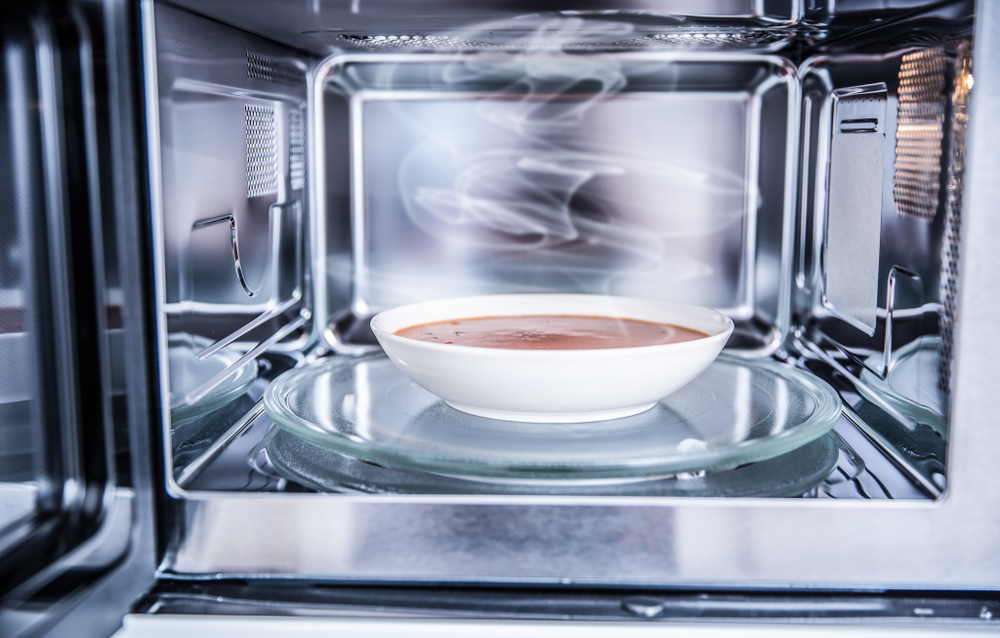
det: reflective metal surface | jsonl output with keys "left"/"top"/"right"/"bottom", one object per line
{"left": 0, "top": 10, "right": 49, "bottom": 551}
{"left": 794, "top": 46, "right": 968, "bottom": 487}
{"left": 152, "top": 4, "right": 309, "bottom": 321}
{"left": 145, "top": 0, "right": 1000, "bottom": 595}
{"left": 168, "top": 481, "right": 1000, "bottom": 588}
{"left": 111, "top": 614, "right": 1000, "bottom": 638}
{"left": 125, "top": 583, "right": 1000, "bottom": 626}
{"left": 148, "top": 2, "right": 315, "bottom": 485}
{"left": 321, "top": 51, "right": 798, "bottom": 352}
{"left": 160, "top": 0, "right": 803, "bottom": 57}
{"left": 824, "top": 83, "right": 886, "bottom": 334}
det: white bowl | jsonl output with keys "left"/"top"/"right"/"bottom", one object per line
{"left": 370, "top": 294, "right": 734, "bottom": 423}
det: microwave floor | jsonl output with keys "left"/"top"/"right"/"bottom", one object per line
{"left": 174, "top": 353, "right": 930, "bottom": 500}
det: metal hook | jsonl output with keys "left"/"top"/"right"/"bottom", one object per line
{"left": 881, "top": 266, "right": 920, "bottom": 379}
{"left": 192, "top": 212, "right": 270, "bottom": 298}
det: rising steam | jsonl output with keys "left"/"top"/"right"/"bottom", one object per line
{"left": 355, "top": 16, "right": 751, "bottom": 305}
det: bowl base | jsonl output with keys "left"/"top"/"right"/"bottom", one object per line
{"left": 443, "top": 401, "right": 659, "bottom": 423}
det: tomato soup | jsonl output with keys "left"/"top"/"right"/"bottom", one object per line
{"left": 394, "top": 315, "right": 708, "bottom": 350}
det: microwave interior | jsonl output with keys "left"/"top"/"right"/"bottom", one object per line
{"left": 30, "top": 0, "right": 988, "bottom": 602}
{"left": 148, "top": 0, "right": 970, "bottom": 499}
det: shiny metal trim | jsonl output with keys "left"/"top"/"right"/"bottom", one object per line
{"left": 822, "top": 83, "right": 887, "bottom": 336}
{"left": 348, "top": 89, "right": 367, "bottom": 317}
{"left": 801, "top": 64, "right": 834, "bottom": 305}
{"left": 194, "top": 293, "right": 301, "bottom": 362}
{"left": 75, "top": 6, "right": 119, "bottom": 492}
{"left": 182, "top": 311, "right": 308, "bottom": 406}
{"left": 191, "top": 214, "right": 268, "bottom": 299}
{"left": 880, "top": 266, "right": 920, "bottom": 378}
{"left": 174, "top": 399, "right": 267, "bottom": 489}
{"left": 775, "top": 62, "right": 801, "bottom": 345}
{"left": 141, "top": 0, "right": 175, "bottom": 484}
{"left": 742, "top": 82, "right": 763, "bottom": 317}
{"left": 35, "top": 9, "right": 83, "bottom": 512}
{"left": 308, "top": 37, "right": 327, "bottom": 349}
{"left": 839, "top": 404, "right": 940, "bottom": 499}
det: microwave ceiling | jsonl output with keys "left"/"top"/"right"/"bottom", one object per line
{"left": 159, "top": 0, "right": 973, "bottom": 57}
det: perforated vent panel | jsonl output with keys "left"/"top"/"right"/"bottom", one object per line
{"left": 893, "top": 47, "right": 947, "bottom": 220}
{"left": 338, "top": 31, "right": 786, "bottom": 52}
{"left": 247, "top": 51, "right": 302, "bottom": 86}
{"left": 939, "top": 44, "right": 972, "bottom": 395}
{"left": 289, "top": 108, "right": 305, "bottom": 192}
{"left": 245, "top": 104, "right": 277, "bottom": 198}
{"left": 645, "top": 32, "right": 787, "bottom": 49}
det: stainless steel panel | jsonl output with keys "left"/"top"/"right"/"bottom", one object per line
{"left": 799, "top": 57, "right": 947, "bottom": 331}
{"left": 823, "top": 132, "right": 883, "bottom": 334}
{"left": 168, "top": 488, "right": 999, "bottom": 588}
{"left": 321, "top": 52, "right": 798, "bottom": 352}
{"left": 158, "top": 0, "right": 802, "bottom": 57}
{"left": 823, "top": 85, "right": 886, "bottom": 335}
{"left": 147, "top": 3, "right": 316, "bottom": 485}
{"left": 151, "top": 3, "right": 310, "bottom": 321}
{"left": 796, "top": 47, "right": 967, "bottom": 492}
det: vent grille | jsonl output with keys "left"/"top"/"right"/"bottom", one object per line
{"left": 893, "top": 47, "right": 947, "bottom": 220}
{"left": 645, "top": 31, "right": 786, "bottom": 49}
{"left": 247, "top": 51, "right": 302, "bottom": 86}
{"left": 338, "top": 30, "right": 787, "bottom": 52}
{"left": 289, "top": 108, "right": 305, "bottom": 191}
{"left": 939, "top": 43, "right": 972, "bottom": 396}
{"left": 246, "top": 104, "right": 277, "bottom": 198}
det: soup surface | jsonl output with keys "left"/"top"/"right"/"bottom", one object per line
{"left": 394, "top": 315, "right": 708, "bottom": 350}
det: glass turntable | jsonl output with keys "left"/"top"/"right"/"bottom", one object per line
{"left": 263, "top": 353, "right": 842, "bottom": 481}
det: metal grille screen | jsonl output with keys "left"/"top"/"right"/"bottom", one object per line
{"left": 246, "top": 104, "right": 277, "bottom": 198}
{"left": 247, "top": 51, "right": 301, "bottom": 86}
{"left": 893, "top": 47, "right": 946, "bottom": 220}
{"left": 289, "top": 108, "right": 305, "bottom": 191}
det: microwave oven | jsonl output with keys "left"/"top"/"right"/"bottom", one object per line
{"left": 2, "top": 0, "right": 1000, "bottom": 635}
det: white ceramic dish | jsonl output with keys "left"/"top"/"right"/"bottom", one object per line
{"left": 370, "top": 294, "right": 734, "bottom": 423}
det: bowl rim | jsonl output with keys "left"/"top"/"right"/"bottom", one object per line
{"left": 370, "top": 293, "right": 735, "bottom": 356}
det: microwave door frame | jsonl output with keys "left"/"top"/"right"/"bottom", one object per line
{"left": 0, "top": 1, "right": 158, "bottom": 637}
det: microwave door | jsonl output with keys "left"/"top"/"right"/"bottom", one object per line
{"left": 0, "top": 2, "right": 157, "bottom": 637}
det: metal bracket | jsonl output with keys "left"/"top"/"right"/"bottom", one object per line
{"left": 192, "top": 212, "right": 268, "bottom": 298}
{"left": 880, "top": 266, "right": 920, "bottom": 379}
